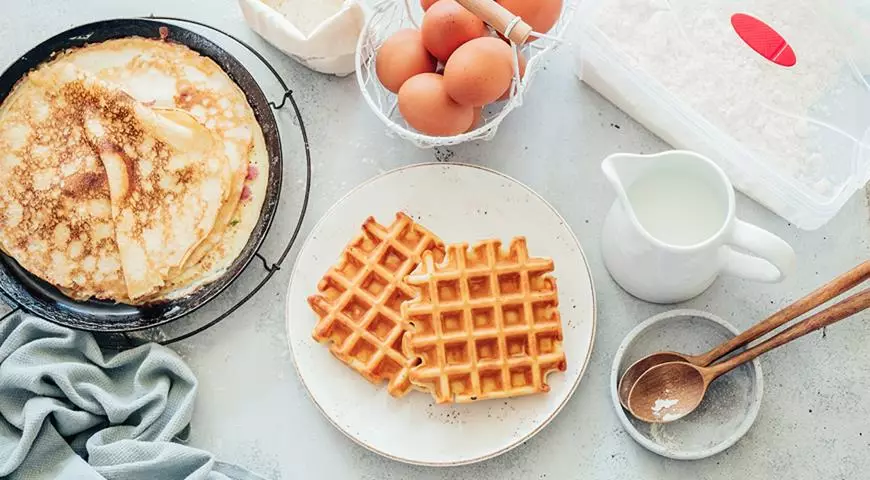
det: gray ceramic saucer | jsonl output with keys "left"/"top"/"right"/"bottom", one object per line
{"left": 611, "top": 309, "right": 764, "bottom": 460}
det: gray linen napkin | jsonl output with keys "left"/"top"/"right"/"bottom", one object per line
{"left": 0, "top": 314, "right": 267, "bottom": 480}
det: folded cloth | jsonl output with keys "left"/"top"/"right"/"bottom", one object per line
{"left": 0, "top": 314, "right": 266, "bottom": 480}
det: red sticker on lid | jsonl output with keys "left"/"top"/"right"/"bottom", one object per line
{"left": 731, "top": 13, "right": 796, "bottom": 67}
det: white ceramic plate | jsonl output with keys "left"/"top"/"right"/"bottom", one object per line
{"left": 286, "top": 163, "right": 596, "bottom": 466}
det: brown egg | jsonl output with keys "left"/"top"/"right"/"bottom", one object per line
{"left": 421, "top": 0, "right": 489, "bottom": 62}
{"left": 498, "top": 52, "right": 528, "bottom": 101}
{"left": 497, "top": 0, "right": 563, "bottom": 41}
{"left": 444, "top": 37, "right": 514, "bottom": 106}
{"left": 376, "top": 29, "right": 437, "bottom": 93}
{"left": 398, "top": 73, "right": 474, "bottom": 136}
{"left": 421, "top": 0, "right": 439, "bottom": 10}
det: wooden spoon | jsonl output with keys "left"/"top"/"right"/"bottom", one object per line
{"left": 627, "top": 288, "right": 870, "bottom": 423}
{"left": 455, "top": 0, "right": 534, "bottom": 44}
{"left": 617, "top": 260, "right": 870, "bottom": 409}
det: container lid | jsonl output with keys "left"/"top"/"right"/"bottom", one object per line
{"left": 587, "top": 0, "right": 870, "bottom": 206}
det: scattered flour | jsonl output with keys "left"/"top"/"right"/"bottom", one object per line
{"left": 650, "top": 421, "right": 681, "bottom": 449}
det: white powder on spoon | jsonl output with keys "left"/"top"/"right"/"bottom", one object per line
{"left": 651, "top": 398, "right": 679, "bottom": 416}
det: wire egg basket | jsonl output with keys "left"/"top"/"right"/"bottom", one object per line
{"left": 356, "top": 0, "right": 578, "bottom": 148}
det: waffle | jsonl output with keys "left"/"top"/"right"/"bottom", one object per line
{"left": 308, "top": 212, "right": 445, "bottom": 397}
{"left": 402, "top": 237, "right": 566, "bottom": 403}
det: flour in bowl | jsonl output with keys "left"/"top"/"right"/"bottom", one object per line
{"left": 261, "top": 0, "right": 346, "bottom": 36}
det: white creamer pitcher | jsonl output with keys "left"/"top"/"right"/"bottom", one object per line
{"left": 601, "top": 151, "right": 796, "bottom": 304}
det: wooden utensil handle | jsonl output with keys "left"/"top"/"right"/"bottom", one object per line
{"left": 696, "top": 260, "right": 870, "bottom": 366}
{"left": 707, "top": 288, "right": 870, "bottom": 380}
{"left": 454, "top": 0, "right": 533, "bottom": 44}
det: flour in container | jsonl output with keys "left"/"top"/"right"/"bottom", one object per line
{"left": 589, "top": 0, "right": 870, "bottom": 199}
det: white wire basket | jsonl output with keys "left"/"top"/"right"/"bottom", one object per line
{"left": 356, "top": 0, "right": 578, "bottom": 148}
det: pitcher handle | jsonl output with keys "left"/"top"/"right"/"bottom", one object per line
{"left": 721, "top": 220, "right": 796, "bottom": 282}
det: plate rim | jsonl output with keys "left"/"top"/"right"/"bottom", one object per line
{"left": 285, "top": 162, "right": 598, "bottom": 467}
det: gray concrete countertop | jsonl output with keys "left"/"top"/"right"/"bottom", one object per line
{"left": 1, "top": 1, "right": 868, "bottom": 479}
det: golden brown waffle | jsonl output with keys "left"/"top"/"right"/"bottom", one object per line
{"left": 308, "top": 212, "right": 445, "bottom": 397}
{"left": 402, "top": 237, "right": 566, "bottom": 403}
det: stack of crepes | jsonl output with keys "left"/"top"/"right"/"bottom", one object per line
{"left": 0, "top": 38, "right": 269, "bottom": 304}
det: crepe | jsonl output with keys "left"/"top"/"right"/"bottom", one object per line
{"left": 77, "top": 77, "right": 232, "bottom": 299}
{"left": 0, "top": 64, "right": 127, "bottom": 300}
{"left": 0, "top": 62, "right": 232, "bottom": 301}
{"left": 56, "top": 37, "right": 269, "bottom": 300}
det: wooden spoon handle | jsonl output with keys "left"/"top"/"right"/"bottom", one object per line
{"left": 706, "top": 288, "right": 870, "bottom": 380}
{"left": 695, "top": 260, "right": 870, "bottom": 366}
{"left": 454, "top": 0, "right": 533, "bottom": 44}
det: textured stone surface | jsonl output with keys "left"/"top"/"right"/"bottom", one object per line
{"left": 1, "top": 1, "right": 868, "bottom": 478}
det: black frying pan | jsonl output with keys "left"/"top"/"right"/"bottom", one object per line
{"left": 0, "top": 19, "right": 283, "bottom": 332}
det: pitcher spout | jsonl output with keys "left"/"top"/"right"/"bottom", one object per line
{"left": 601, "top": 152, "right": 657, "bottom": 202}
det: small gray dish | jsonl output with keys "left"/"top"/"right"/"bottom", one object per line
{"left": 611, "top": 309, "right": 764, "bottom": 460}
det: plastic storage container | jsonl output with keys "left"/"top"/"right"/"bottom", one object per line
{"left": 575, "top": 0, "right": 870, "bottom": 230}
